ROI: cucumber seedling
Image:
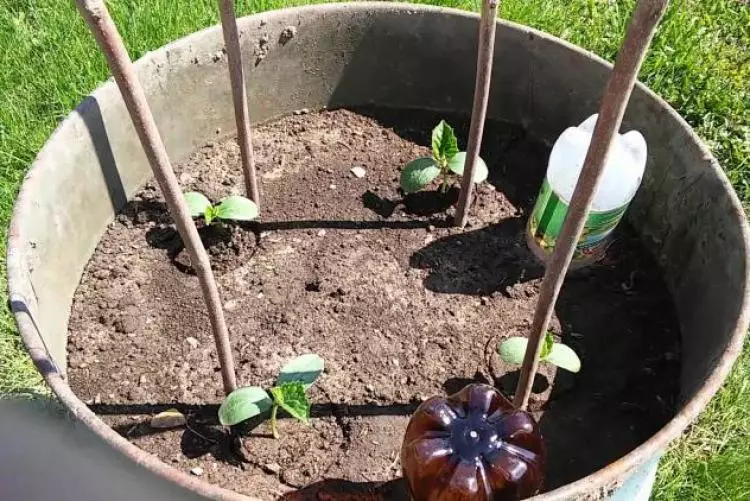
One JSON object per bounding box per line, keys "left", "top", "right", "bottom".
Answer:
{"left": 183, "top": 191, "right": 258, "bottom": 225}
{"left": 499, "top": 331, "right": 581, "bottom": 373}
{"left": 400, "top": 120, "right": 489, "bottom": 194}
{"left": 218, "top": 354, "right": 324, "bottom": 438}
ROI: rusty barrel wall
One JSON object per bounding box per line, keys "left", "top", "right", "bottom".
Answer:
{"left": 8, "top": 3, "right": 749, "bottom": 500}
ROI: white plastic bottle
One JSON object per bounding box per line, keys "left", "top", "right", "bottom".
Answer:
{"left": 526, "top": 114, "right": 648, "bottom": 267}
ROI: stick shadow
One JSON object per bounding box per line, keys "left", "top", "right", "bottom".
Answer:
{"left": 95, "top": 400, "right": 421, "bottom": 468}
{"left": 93, "top": 401, "right": 421, "bottom": 423}
{"left": 78, "top": 96, "right": 127, "bottom": 213}
{"left": 130, "top": 193, "right": 451, "bottom": 243}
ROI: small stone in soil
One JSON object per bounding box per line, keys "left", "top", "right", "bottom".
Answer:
{"left": 185, "top": 337, "right": 200, "bottom": 349}
{"left": 93, "top": 269, "right": 111, "bottom": 280}
{"left": 190, "top": 467, "right": 204, "bottom": 476}
{"left": 317, "top": 230, "right": 326, "bottom": 237}
{"left": 119, "top": 295, "right": 138, "bottom": 308}
{"left": 264, "top": 462, "right": 282, "bottom": 475}
{"left": 150, "top": 409, "right": 187, "bottom": 429}
{"left": 127, "top": 387, "right": 147, "bottom": 401}
{"left": 350, "top": 166, "right": 366, "bottom": 178}
{"left": 114, "top": 316, "right": 139, "bottom": 334}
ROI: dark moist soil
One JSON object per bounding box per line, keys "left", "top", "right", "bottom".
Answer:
{"left": 67, "top": 107, "right": 681, "bottom": 500}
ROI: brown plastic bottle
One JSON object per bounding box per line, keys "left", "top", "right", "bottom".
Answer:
{"left": 401, "top": 384, "right": 545, "bottom": 501}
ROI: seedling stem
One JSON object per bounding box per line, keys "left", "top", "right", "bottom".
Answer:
{"left": 270, "top": 404, "right": 280, "bottom": 439}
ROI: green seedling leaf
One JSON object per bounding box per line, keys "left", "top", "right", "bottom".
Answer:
{"left": 215, "top": 195, "right": 259, "bottom": 221}
{"left": 546, "top": 343, "right": 582, "bottom": 373}
{"left": 498, "top": 333, "right": 553, "bottom": 362}
{"left": 541, "top": 332, "right": 555, "bottom": 359}
{"left": 184, "top": 192, "right": 212, "bottom": 218}
{"left": 277, "top": 354, "right": 324, "bottom": 388}
{"left": 270, "top": 382, "right": 310, "bottom": 424}
{"left": 204, "top": 205, "right": 218, "bottom": 225}
{"left": 499, "top": 334, "right": 581, "bottom": 373}
{"left": 431, "top": 120, "right": 459, "bottom": 161}
{"left": 400, "top": 157, "right": 440, "bottom": 193}
{"left": 218, "top": 386, "right": 273, "bottom": 426}
{"left": 498, "top": 336, "right": 528, "bottom": 365}
{"left": 447, "top": 152, "right": 489, "bottom": 183}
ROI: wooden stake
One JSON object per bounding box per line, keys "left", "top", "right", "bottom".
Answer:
{"left": 513, "top": 0, "right": 669, "bottom": 410}
{"left": 75, "top": 0, "right": 237, "bottom": 394}
{"left": 454, "top": 0, "right": 500, "bottom": 228}
{"left": 217, "top": 0, "right": 261, "bottom": 205}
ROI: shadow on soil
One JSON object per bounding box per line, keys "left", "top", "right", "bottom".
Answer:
{"left": 441, "top": 372, "right": 492, "bottom": 394}
{"left": 95, "top": 401, "right": 421, "bottom": 468}
{"left": 279, "top": 478, "right": 409, "bottom": 501}
{"left": 495, "top": 370, "right": 552, "bottom": 396}
{"left": 135, "top": 198, "right": 453, "bottom": 258}
{"left": 361, "top": 188, "right": 461, "bottom": 219}
{"left": 92, "top": 401, "right": 421, "bottom": 422}
{"left": 409, "top": 217, "right": 544, "bottom": 296}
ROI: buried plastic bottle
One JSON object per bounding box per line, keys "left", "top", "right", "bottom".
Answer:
{"left": 526, "top": 114, "right": 648, "bottom": 266}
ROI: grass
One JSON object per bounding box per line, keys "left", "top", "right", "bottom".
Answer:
{"left": 0, "top": 0, "right": 748, "bottom": 498}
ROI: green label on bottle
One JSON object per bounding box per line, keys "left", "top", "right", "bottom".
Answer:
{"left": 528, "top": 178, "right": 628, "bottom": 261}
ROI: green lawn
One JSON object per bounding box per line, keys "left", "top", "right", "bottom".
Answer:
{"left": 1, "top": 0, "right": 748, "bottom": 498}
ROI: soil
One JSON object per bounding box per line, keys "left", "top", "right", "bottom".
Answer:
{"left": 66, "top": 108, "right": 681, "bottom": 500}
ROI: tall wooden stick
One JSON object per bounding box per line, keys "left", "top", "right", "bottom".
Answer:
{"left": 454, "top": 0, "right": 500, "bottom": 228}
{"left": 76, "top": 0, "right": 237, "bottom": 394}
{"left": 513, "top": 0, "right": 669, "bottom": 410}
{"left": 218, "top": 0, "right": 260, "bottom": 205}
